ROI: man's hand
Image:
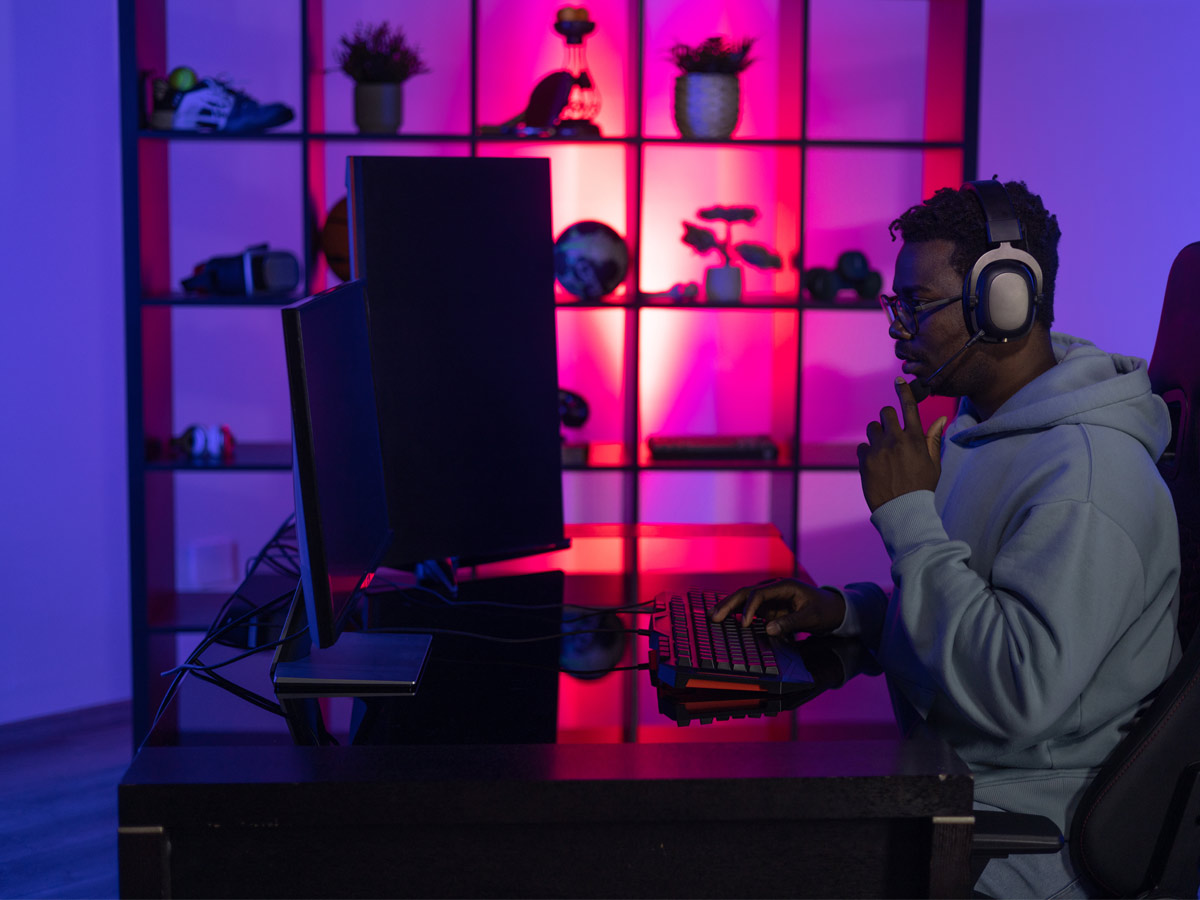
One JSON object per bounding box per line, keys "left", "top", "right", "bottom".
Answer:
{"left": 710, "top": 578, "right": 846, "bottom": 637}
{"left": 857, "top": 378, "right": 947, "bottom": 512}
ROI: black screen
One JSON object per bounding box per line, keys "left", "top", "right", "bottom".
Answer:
{"left": 282, "top": 280, "right": 392, "bottom": 648}
{"left": 346, "top": 156, "right": 567, "bottom": 569}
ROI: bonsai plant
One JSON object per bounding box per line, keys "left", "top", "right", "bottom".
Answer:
{"left": 336, "top": 21, "right": 430, "bottom": 134}
{"left": 682, "top": 204, "right": 782, "bottom": 302}
{"left": 668, "top": 36, "right": 756, "bottom": 139}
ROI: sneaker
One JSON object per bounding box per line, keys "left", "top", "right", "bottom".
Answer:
{"left": 151, "top": 76, "right": 294, "bottom": 134}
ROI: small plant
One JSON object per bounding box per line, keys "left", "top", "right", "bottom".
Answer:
{"left": 336, "top": 21, "right": 430, "bottom": 84}
{"left": 682, "top": 205, "right": 782, "bottom": 271}
{"left": 669, "top": 36, "right": 756, "bottom": 75}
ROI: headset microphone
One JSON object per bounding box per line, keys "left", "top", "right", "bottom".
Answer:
{"left": 907, "top": 329, "right": 985, "bottom": 402}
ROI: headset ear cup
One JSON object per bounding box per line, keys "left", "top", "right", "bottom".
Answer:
{"left": 966, "top": 258, "right": 1038, "bottom": 340}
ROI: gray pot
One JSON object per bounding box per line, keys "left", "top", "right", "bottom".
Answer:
{"left": 705, "top": 265, "right": 743, "bottom": 303}
{"left": 354, "top": 82, "right": 404, "bottom": 134}
{"left": 673, "top": 73, "right": 740, "bottom": 140}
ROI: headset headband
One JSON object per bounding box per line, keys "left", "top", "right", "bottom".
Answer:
{"left": 964, "top": 179, "right": 1024, "bottom": 245}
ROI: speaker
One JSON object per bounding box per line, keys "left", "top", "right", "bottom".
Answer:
{"left": 962, "top": 180, "right": 1043, "bottom": 342}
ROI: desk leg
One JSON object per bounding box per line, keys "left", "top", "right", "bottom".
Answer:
{"left": 118, "top": 825, "right": 170, "bottom": 899}
{"left": 929, "top": 815, "right": 974, "bottom": 899}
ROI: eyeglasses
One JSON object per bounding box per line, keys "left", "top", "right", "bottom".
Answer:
{"left": 879, "top": 293, "right": 959, "bottom": 335}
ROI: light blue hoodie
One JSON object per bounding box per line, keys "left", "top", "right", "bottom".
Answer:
{"left": 836, "top": 333, "right": 1181, "bottom": 832}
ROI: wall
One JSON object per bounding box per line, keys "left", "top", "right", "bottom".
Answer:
{"left": 0, "top": 0, "right": 130, "bottom": 726}
{"left": 979, "top": 0, "right": 1200, "bottom": 363}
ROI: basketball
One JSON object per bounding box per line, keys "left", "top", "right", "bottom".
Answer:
{"left": 321, "top": 198, "right": 352, "bottom": 281}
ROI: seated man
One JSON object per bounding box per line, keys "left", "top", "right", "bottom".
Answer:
{"left": 713, "top": 180, "right": 1181, "bottom": 899}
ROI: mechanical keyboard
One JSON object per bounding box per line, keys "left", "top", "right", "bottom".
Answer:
{"left": 649, "top": 589, "right": 815, "bottom": 693}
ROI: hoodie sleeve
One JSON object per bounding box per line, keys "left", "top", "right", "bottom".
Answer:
{"left": 867, "top": 488, "right": 1153, "bottom": 743}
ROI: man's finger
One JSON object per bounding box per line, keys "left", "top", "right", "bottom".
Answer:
{"left": 710, "top": 587, "right": 747, "bottom": 622}
{"left": 765, "top": 609, "right": 809, "bottom": 637}
{"left": 895, "top": 377, "right": 923, "bottom": 431}
{"left": 741, "top": 586, "right": 771, "bottom": 626}
{"left": 926, "top": 416, "right": 948, "bottom": 463}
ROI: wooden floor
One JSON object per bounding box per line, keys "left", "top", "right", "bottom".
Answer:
{"left": 0, "top": 702, "right": 130, "bottom": 899}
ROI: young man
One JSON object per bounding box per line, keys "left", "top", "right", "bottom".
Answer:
{"left": 713, "top": 180, "right": 1181, "bottom": 898}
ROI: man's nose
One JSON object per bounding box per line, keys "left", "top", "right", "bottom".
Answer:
{"left": 889, "top": 318, "right": 913, "bottom": 340}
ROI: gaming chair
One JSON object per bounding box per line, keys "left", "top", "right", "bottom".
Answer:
{"left": 970, "top": 242, "right": 1200, "bottom": 898}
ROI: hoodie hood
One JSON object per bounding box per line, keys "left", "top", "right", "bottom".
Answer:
{"left": 948, "top": 332, "right": 1171, "bottom": 461}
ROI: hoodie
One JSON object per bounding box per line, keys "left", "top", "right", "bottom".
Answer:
{"left": 835, "top": 332, "right": 1181, "bottom": 832}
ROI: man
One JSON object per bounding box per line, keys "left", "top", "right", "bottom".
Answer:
{"left": 713, "top": 180, "right": 1180, "bottom": 898}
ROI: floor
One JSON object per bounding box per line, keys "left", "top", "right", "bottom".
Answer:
{"left": 0, "top": 702, "right": 130, "bottom": 899}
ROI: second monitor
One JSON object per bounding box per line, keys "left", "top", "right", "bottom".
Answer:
{"left": 346, "top": 155, "right": 568, "bottom": 574}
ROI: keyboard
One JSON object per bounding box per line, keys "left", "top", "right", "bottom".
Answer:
{"left": 647, "top": 434, "right": 778, "bottom": 461}
{"left": 649, "top": 589, "right": 815, "bottom": 694}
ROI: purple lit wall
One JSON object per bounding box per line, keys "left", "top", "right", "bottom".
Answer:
{"left": 3, "top": 0, "right": 1199, "bottom": 727}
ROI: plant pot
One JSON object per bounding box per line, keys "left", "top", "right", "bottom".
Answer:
{"left": 673, "top": 73, "right": 740, "bottom": 140}
{"left": 354, "top": 82, "right": 404, "bottom": 134}
{"left": 705, "top": 265, "right": 743, "bottom": 303}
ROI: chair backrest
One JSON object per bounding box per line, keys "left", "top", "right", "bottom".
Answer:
{"left": 1069, "top": 241, "right": 1200, "bottom": 897}
{"left": 1149, "top": 241, "right": 1200, "bottom": 650}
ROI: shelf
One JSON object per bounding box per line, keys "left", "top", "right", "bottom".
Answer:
{"left": 145, "top": 442, "right": 292, "bottom": 472}
{"left": 142, "top": 293, "right": 303, "bottom": 307}
{"left": 122, "top": 0, "right": 979, "bottom": 745}
{"left": 138, "top": 128, "right": 968, "bottom": 152}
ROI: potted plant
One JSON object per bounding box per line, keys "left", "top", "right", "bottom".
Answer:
{"left": 669, "top": 36, "right": 755, "bottom": 140}
{"left": 682, "top": 205, "right": 782, "bottom": 303}
{"left": 336, "top": 21, "right": 430, "bottom": 134}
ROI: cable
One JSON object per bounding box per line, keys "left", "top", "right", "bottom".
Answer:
{"left": 365, "top": 625, "right": 653, "bottom": 644}
{"left": 187, "top": 669, "right": 286, "bottom": 718}
{"left": 438, "top": 656, "right": 652, "bottom": 678}
{"left": 367, "top": 577, "right": 659, "bottom": 617}
{"left": 160, "top": 626, "right": 307, "bottom": 677}
{"left": 140, "top": 513, "right": 302, "bottom": 749}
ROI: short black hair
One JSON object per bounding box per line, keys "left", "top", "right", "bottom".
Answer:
{"left": 888, "top": 180, "right": 1061, "bottom": 328}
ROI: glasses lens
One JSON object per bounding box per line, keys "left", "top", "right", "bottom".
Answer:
{"left": 880, "top": 295, "right": 916, "bottom": 332}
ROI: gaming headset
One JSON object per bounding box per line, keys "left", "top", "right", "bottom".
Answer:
{"left": 961, "top": 179, "right": 1044, "bottom": 342}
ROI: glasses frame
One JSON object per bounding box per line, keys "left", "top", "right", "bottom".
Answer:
{"left": 879, "top": 293, "right": 960, "bottom": 335}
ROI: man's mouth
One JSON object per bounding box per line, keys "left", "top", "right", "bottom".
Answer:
{"left": 895, "top": 347, "right": 922, "bottom": 374}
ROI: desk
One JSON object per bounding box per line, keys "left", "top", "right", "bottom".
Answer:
{"left": 119, "top": 525, "right": 975, "bottom": 898}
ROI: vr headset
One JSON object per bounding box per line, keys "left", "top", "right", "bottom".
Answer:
{"left": 182, "top": 243, "right": 300, "bottom": 296}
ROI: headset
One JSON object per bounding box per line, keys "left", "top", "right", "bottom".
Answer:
{"left": 182, "top": 243, "right": 300, "bottom": 296}
{"left": 961, "top": 179, "right": 1044, "bottom": 342}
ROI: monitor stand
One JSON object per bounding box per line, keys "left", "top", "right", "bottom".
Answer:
{"left": 270, "top": 588, "right": 432, "bottom": 745}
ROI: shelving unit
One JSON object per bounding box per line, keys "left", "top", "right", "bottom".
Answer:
{"left": 120, "top": 0, "right": 980, "bottom": 744}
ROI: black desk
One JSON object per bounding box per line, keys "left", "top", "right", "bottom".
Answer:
{"left": 121, "top": 739, "right": 973, "bottom": 898}
{"left": 119, "top": 526, "right": 975, "bottom": 898}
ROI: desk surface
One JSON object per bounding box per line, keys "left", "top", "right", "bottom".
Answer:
{"left": 120, "top": 526, "right": 975, "bottom": 898}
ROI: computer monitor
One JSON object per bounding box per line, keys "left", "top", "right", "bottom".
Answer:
{"left": 346, "top": 155, "right": 568, "bottom": 575}
{"left": 271, "top": 279, "right": 431, "bottom": 725}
